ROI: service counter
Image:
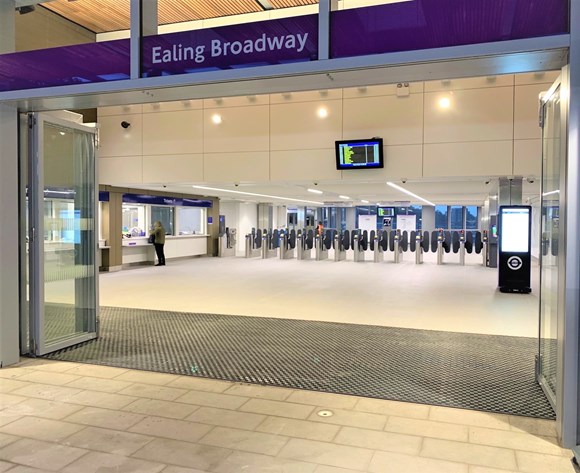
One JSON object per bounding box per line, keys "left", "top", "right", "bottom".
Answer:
{"left": 121, "top": 235, "right": 208, "bottom": 266}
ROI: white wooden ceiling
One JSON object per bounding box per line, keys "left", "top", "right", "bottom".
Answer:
{"left": 41, "top": 0, "right": 318, "bottom": 33}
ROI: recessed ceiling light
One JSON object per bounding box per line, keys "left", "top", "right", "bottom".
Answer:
{"left": 361, "top": 200, "right": 369, "bottom": 203}
{"left": 339, "top": 195, "right": 350, "bottom": 200}
{"left": 386, "top": 181, "right": 435, "bottom": 206}
{"left": 317, "top": 107, "right": 328, "bottom": 119}
{"left": 307, "top": 188, "right": 323, "bottom": 194}
{"left": 211, "top": 114, "right": 222, "bottom": 124}
{"left": 439, "top": 97, "right": 451, "bottom": 109}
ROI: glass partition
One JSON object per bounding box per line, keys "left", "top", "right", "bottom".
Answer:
{"left": 177, "top": 207, "right": 206, "bottom": 235}
{"left": 538, "top": 83, "right": 562, "bottom": 404}
{"left": 151, "top": 205, "right": 174, "bottom": 235}
{"left": 122, "top": 204, "right": 147, "bottom": 237}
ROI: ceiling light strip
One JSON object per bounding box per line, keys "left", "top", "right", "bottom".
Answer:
{"left": 386, "top": 181, "right": 436, "bottom": 206}
{"left": 192, "top": 185, "right": 321, "bottom": 205}
{"left": 307, "top": 188, "right": 323, "bottom": 194}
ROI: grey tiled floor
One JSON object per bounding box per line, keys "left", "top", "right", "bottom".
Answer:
{"left": 0, "top": 359, "right": 574, "bottom": 473}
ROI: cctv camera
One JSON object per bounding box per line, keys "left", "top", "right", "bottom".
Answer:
{"left": 401, "top": 179, "right": 407, "bottom": 184}
{"left": 234, "top": 183, "right": 239, "bottom": 187}
{"left": 121, "top": 121, "right": 131, "bottom": 129}
{"left": 528, "top": 178, "right": 535, "bottom": 184}
{"left": 485, "top": 180, "right": 491, "bottom": 185}
{"left": 314, "top": 182, "right": 318, "bottom": 186}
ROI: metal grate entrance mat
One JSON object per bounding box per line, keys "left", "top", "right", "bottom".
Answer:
{"left": 44, "top": 306, "right": 555, "bottom": 419}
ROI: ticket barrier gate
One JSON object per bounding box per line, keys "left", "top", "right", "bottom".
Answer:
{"left": 373, "top": 230, "right": 384, "bottom": 263}
{"left": 279, "top": 229, "right": 296, "bottom": 260}
{"left": 352, "top": 230, "right": 368, "bottom": 262}
{"left": 218, "top": 227, "right": 236, "bottom": 257}
{"left": 297, "top": 229, "right": 314, "bottom": 260}
{"left": 245, "top": 228, "right": 262, "bottom": 258}
{"left": 436, "top": 229, "right": 445, "bottom": 265}
{"left": 261, "top": 229, "right": 279, "bottom": 259}
{"left": 315, "top": 230, "right": 332, "bottom": 261}
{"left": 459, "top": 231, "right": 466, "bottom": 266}
{"left": 334, "top": 230, "right": 348, "bottom": 261}
{"left": 414, "top": 233, "right": 423, "bottom": 264}
{"left": 482, "top": 230, "right": 488, "bottom": 266}
{"left": 393, "top": 230, "right": 404, "bottom": 264}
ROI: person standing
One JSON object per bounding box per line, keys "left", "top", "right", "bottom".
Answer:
{"left": 316, "top": 221, "right": 324, "bottom": 237}
{"left": 151, "top": 221, "right": 166, "bottom": 266}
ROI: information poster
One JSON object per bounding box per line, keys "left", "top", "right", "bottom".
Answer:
{"left": 397, "top": 215, "right": 417, "bottom": 232}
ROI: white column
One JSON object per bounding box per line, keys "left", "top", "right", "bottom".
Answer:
{"left": 0, "top": 1, "right": 15, "bottom": 54}
{"left": 0, "top": 105, "right": 20, "bottom": 367}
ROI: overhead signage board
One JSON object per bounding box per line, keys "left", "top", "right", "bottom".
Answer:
{"left": 331, "top": 0, "right": 568, "bottom": 59}
{"left": 498, "top": 205, "right": 532, "bottom": 293}
{"left": 141, "top": 15, "right": 318, "bottom": 78}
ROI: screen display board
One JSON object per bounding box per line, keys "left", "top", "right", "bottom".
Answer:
{"left": 335, "top": 138, "right": 384, "bottom": 169}
{"left": 499, "top": 207, "right": 530, "bottom": 253}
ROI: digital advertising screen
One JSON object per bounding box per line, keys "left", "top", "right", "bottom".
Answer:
{"left": 335, "top": 138, "right": 384, "bottom": 170}
{"left": 500, "top": 207, "right": 530, "bottom": 253}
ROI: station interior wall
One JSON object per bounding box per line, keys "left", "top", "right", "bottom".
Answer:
{"left": 97, "top": 71, "right": 558, "bottom": 253}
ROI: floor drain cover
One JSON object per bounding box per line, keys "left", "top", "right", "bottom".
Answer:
{"left": 317, "top": 410, "right": 334, "bottom": 417}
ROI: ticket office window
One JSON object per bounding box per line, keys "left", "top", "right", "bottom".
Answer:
{"left": 151, "top": 206, "right": 174, "bottom": 236}
{"left": 122, "top": 204, "right": 147, "bottom": 237}
{"left": 176, "top": 207, "right": 207, "bottom": 235}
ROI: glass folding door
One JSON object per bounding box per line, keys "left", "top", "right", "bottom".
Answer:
{"left": 27, "top": 113, "right": 98, "bottom": 355}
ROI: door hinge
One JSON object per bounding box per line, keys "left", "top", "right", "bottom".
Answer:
{"left": 538, "top": 104, "right": 545, "bottom": 129}
{"left": 30, "top": 226, "right": 36, "bottom": 243}
{"left": 28, "top": 114, "right": 36, "bottom": 129}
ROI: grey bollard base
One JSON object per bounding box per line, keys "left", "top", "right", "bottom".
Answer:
{"left": 437, "top": 241, "right": 444, "bottom": 265}
{"left": 415, "top": 247, "right": 423, "bottom": 264}
{"left": 374, "top": 240, "right": 384, "bottom": 263}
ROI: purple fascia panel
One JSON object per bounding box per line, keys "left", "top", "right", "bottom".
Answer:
{"left": 331, "top": 0, "right": 569, "bottom": 59}
{"left": 0, "top": 39, "right": 130, "bottom": 92}
{"left": 141, "top": 14, "right": 318, "bottom": 77}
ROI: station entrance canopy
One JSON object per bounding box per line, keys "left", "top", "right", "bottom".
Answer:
{"left": 0, "top": 0, "right": 569, "bottom": 94}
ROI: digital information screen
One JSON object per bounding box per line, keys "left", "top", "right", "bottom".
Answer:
{"left": 500, "top": 207, "right": 530, "bottom": 253}
{"left": 336, "top": 139, "right": 383, "bottom": 169}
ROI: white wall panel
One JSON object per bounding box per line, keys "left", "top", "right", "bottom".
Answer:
{"left": 204, "top": 106, "right": 269, "bottom": 153}
{"left": 339, "top": 145, "right": 422, "bottom": 181}
{"left": 204, "top": 152, "right": 270, "bottom": 182}
{"left": 514, "top": 139, "right": 542, "bottom": 177}
{"left": 143, "top": 100, "right": 202, "bottom": 113}
{"left": 142, "top": 154, "right": 203, "bottom": 183}
{"left": 98, "top": 114, "right": 143, "bottom": 158}
{"left": 343, "top": 82, "right": 423, "bottom": 99}
{"left": 270, "top": 149, "right": 342, "bottom": 181}
{"left": 424, "top": 87, "right": 514, "bottom": 143}
{"left": 425, "top": 75, "right": 513, "bottom": 92}
{"left": 238, "top": 203, "right": 258, "bottom": 253}
{"left": 270, "top": 100, "right": 342, "bottom": 150}
{"left": 143, "top": 110, "right": 203, "bottom": 155}
{"left": 99, "top": 156, "right": 143, "bottom": 184}
{"left": 99, "top": 104, "right": 143, "bottom": 117}
{"left": 203, "top": 95, "right": 269, "bottom": 108}
{"left": 342, "top": 94, "right": 423, "bottom": 145}
{"left": 423, "top": 141, "right": 513, "bottom": 178}
{"left": 270, "top": 89, "right": 343, "bottom": 104}
{"left": 514, "top": 84, "right": 547, "bottom": 140}
{"left": 515, "top": 71, "right": 560, "bottom": 86}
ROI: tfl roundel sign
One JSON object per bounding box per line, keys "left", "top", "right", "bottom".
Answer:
{"left": 507, "top": 256, "right": 523, "bottom": 271}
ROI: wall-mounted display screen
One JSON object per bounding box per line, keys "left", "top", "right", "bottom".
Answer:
{"left": 335, "top": 138, "right": 384, "bottom": 169}
{"left": 500, "top": 207, "right": 530, "bottom": 253}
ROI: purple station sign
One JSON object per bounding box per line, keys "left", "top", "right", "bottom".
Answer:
{"left": 141, "top": 14, "right": 319, "bottom": 78}
{"left": 0, "top": 39, "right": 130, "bottom": 92}
{"left": 331, "top": 0, "right": 569, "bottom": 59}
